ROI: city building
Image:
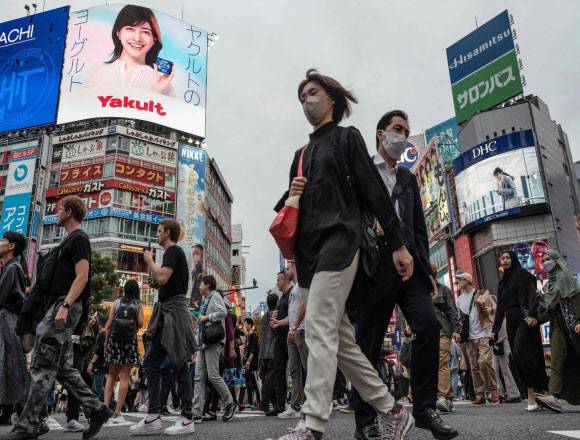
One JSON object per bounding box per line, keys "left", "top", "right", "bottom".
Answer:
{"left": 452, "top": 95, "right": 580, "bottom": 294}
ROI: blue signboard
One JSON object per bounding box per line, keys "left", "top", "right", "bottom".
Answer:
{"left": 0, "top": 7, "right": 69, "bottom": 133}
{"left": 1, "top": 147, "right": 38, "bottom": 234}
{"left": 425, "top": 117, "right": 460, "bottom": 165}
{"left": 446, "top": 10, "right": 514, "bottom": 85}
{"left": 42, "top": 207, "right": 166, "bottom": 225}
{"left": 452, "top": 129, "right": 534, "bottom": 174}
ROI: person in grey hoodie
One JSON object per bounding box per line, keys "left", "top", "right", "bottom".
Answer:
{"left": 191, "top": 275, "right": 237, "bottom": 423}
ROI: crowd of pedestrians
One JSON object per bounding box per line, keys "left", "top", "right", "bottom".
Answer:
{"left": 0, "top": 69, "right": 579, "bottom": 440}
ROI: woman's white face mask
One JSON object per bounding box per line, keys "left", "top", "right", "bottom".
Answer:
{"left": 302, "top": 94, "right": 332, "bottom": 127}
{"left": 382, "top": 131, "right": 408, "bottom": 160}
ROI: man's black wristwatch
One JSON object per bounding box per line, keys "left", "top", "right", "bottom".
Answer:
{"left": 61, "top": 301, "right": 71, "bottom": 309}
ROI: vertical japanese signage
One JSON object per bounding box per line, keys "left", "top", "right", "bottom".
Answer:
{"left": 177, "top": 145, "right": 206, "bottom": 247}
{"left": 0, "top": 7, "right": 69, "bottom": 133}
{"left": 58, "top": 5, "right": 208, "bottom": 137}
{"left": 414, "top": 139, "right": 450, "bottom": 241}
{"left": 446, "top": 10, "right": 522, "bottom": 124}
{"left": 1, "top": 147, "right": 38, "bottom": 234}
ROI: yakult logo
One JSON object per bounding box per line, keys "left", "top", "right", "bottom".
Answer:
{"left": 471, "top": 140, "right": 497, "bottom": 159}
{"left": 98, "top": 96, "right": 167, "bottom": 116}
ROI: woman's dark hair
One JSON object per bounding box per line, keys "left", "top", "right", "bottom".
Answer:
{"left": 266, "top": 293, "right": 279, "bottom": 311}
{"left": 375, "top": 110, "right": 409, "bottom": 149}
{"left": 107, "top": 5, "right": 162, "bottom": 68}
{"left": 2, "top": 231, "right": 30, "bottom": 285}
{"left": 501, "top": 250, "right": 522, "bottom": 273}
{"left": 493, "top": 167, "right": 514, "bottom": 179}
{"left": 201, "top": 274, "right": 217, "bottom": 291}
{"left": 244, "top": 317, "right": 254, "bottom": 326}
{"left": 123, "top": 279, "right": 140, "bottom": 301}
{"left": 297, "top": 69, "right": 358, "bottom": 123}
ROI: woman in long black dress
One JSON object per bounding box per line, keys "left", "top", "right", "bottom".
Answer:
{"left": 491, "top": 250, "right": 548, "bottom": 411}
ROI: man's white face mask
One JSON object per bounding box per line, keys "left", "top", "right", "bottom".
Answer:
{"left": 382, "top": 131, "right": 407, "bottom": 160}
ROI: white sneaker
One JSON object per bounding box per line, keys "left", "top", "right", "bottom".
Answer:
{"left": 164, "top": 416, "right": 195, "bottom": 436}
{"left": 11, "top": 413, "right": 18, "bottom": 426}
{"left": 65, "top": 419, "right": 84, "bottom": 432}
{"left": 45, "top": 416, "right": 63, "bottom": 430}
{"left": 526, "top": 404, "right": 539, "bottom": 411}
{"left": 129, "top": 415, "right": 162, "bottom": 436}
{"left": 108, "top": 413, "right": 127, "bottom": 425}
{"left": 138, "top": 404, "right": 148, "bottom": 413}
{"left": 277, "top": 407, "right": 301, "bottom": 419}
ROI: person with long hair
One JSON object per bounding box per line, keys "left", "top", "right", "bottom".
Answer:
{"left": 272, "top": 69, "right": 414, "bottom": 440}
{"left": 534, "top": 250, "right": 580, "bottom": 412}
{"left": 86, "top": 5, "right": 175, "bottom": 96}
{"left": 493, "top": 167, "right": 518, "bottom": 210}
{"left": 103, "top": 279, "right": 144, "bottom": 424}
{"left": 0, "top": 232, "right": 30, "bottom": 425}
{"left": 491, "top": 250, "right": 549, "bottom": 411}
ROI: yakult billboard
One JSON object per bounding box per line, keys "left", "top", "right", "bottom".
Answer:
{"left": 58, "top": 5, "right": 208, "bottom": 137}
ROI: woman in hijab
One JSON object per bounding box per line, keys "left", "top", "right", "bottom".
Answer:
{"left": 491, "top": 250, "right": 548, "bottom": 411}
{"left": 535, "top": 250, "right": 580, "bottom": 412}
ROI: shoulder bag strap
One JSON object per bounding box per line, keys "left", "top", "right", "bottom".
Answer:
{"left": 297, "top": 145, "right": 308, "bottom": 178}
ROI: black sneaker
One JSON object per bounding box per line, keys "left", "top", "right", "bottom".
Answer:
{"left": 83, "top": 405, "right": 110, "bottom": 440}
{"left": 38, "top": 420, "right": 49, "bottom": 436}
{"left": 222, "top": 402, "right": 237, "bottom": 422}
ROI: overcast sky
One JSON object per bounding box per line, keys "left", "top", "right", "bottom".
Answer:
{"left": 3, "top": 1, "right": 579, "bottom": 312}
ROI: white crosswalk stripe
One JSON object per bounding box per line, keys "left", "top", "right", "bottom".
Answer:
{"left": 548, "top": 432, "right": 580, "bottom": 439}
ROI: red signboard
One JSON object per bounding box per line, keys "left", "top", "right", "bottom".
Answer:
{"left": 9, "top": 147, "right": 38, "bottom": 161}
{"left": 115, "top": 161, "right": 165, "bottom": 186}
{"left": 60, "top": 163, "right": 103, "bottom": 184}
{"left": 46, "top": 179, "right": 175, "bottom": 201}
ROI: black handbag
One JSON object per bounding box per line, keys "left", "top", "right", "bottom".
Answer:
{"left": 202, "top": 320, "right": 225, "bottom": 345}
{"left": 492, "top": 341, "right": 505, "bottom": 356}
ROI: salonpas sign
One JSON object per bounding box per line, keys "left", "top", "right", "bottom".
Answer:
{"left": 446, "top": 10, "right": 523, "bottom": 124}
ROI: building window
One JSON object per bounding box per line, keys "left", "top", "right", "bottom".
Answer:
{"left": 104, "top": 161, "right": 114, "bottom": 178}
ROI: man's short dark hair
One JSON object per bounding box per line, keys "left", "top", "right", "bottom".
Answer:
{"left": 493, "top": 167, "right": 503, "bottom": 176}
{"left": 298, "top": 69, "right": 358, "bottom": 123}
{"left": 244, "top": 317, "right": 254, "bottom": 326}
{"left": 159, "top": 219, "right": 181, "bottom": 242}
{"left": 201, "top": 274, "right": 217, "bottom": 291}
{"left": 61, "top": 195, "right": 87, "bottom": 222}
{"left": 192, "top": 243, "right": 203, "bottom": 251}
{"left": 375, "top": 110, "right": 409, "bottom": 149}
{"left": 266, "top": 293, "right": 279, "bottom": 311}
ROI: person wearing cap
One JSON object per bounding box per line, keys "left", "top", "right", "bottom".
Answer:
{"left": 87, "top": 316, "right": 109, "bottom": 401}
{"left": 351, "top": 110, "right": 457, "bottom": 440}
{"left": 455, "top": 271, "right": 499, "bottom": 406}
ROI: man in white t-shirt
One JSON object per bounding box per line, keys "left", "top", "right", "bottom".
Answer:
{"left": 456, "top": 272, "right": 499, "bottom": 407}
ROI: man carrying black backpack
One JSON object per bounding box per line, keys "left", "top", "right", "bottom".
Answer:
{"left": 8, "top": 195, "right": 109, "bottom": 440}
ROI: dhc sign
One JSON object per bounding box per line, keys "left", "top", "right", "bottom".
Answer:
{"left": 453, "top": 129, "right": 535, "bottom": 174}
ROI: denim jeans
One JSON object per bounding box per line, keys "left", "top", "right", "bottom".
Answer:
{"left": 91, "top": 373, "right": 106, "bottom": 401}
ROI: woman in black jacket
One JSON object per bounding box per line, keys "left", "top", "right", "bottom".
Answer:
{"left": 491, "top": 250, "right": 548, "bottom": 411}
{"left": 273, "top": 69, "right": 414, "bottom": 440}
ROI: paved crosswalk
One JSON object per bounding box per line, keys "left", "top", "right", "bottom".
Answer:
{"left": 548, "top": 432, "right": 580, "bottom": 439}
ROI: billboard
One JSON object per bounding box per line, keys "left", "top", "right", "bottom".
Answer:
{"left": 414, "top": 139, "right": 450, "bottom": 240}
{"left": 446, "top": 10, "right": 522, "bottom": 124}
{"left": 1, "top": 147, "right": 38, "bottom": 234}
{"left": 177, "top": 144, "right": 206, "bottom": 247}
{"left": 43, "top": 206, "right": 166, "bottom": 225}
{"left": 0, "top": 7, "right": 69, "bottom": 133}
{"left": 425, "top": 117, "right": 460, "bottom": 165}
{"left": 397, "top": 134, "right": 425, "bottom": 171}
{"left": 58, "top": 5, "right": 208, "bottom": 137}
{"left": 453, "top": 130, "right": 546, "bottom": 230}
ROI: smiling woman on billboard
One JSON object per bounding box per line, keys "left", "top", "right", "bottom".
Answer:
{"left": 85, "top": 5, "right": 175, "bottom": 97}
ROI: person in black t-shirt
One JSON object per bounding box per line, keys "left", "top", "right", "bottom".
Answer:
{"left": 267, "top": 271, "right": 292, "bottom": 416}
{"left": 11, "top": 195, "right": 109, "bottom": 440}
{"left": 133, "top": 220, "right": 196, "bottom": 436}
{"left": 243, "top": 318, "right": 260, "bottom": 408}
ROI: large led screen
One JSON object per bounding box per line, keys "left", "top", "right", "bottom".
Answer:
{"left": 453, "top": 130, "right": 546, "bottom": 230}
{"left": 58, "top": 5, "right": 208, "bottom": 137}
{"left": 0, "top": 7, "right": 69, "bottom": 133}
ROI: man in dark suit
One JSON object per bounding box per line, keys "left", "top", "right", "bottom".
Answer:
{"left": 352, "top": 110, "right": 458, "bottom": 440}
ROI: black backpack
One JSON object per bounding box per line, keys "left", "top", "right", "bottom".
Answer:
{"left": 111, "top": 298, "right": 139, "bottom": 341}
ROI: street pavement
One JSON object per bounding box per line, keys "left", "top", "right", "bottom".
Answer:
{"left": 1, "top": 400, "right": 580, "bottom": 439}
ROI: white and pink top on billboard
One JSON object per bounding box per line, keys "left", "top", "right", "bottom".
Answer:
{"left": 57, "top": 5, "right": 208, "bottom": 137}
